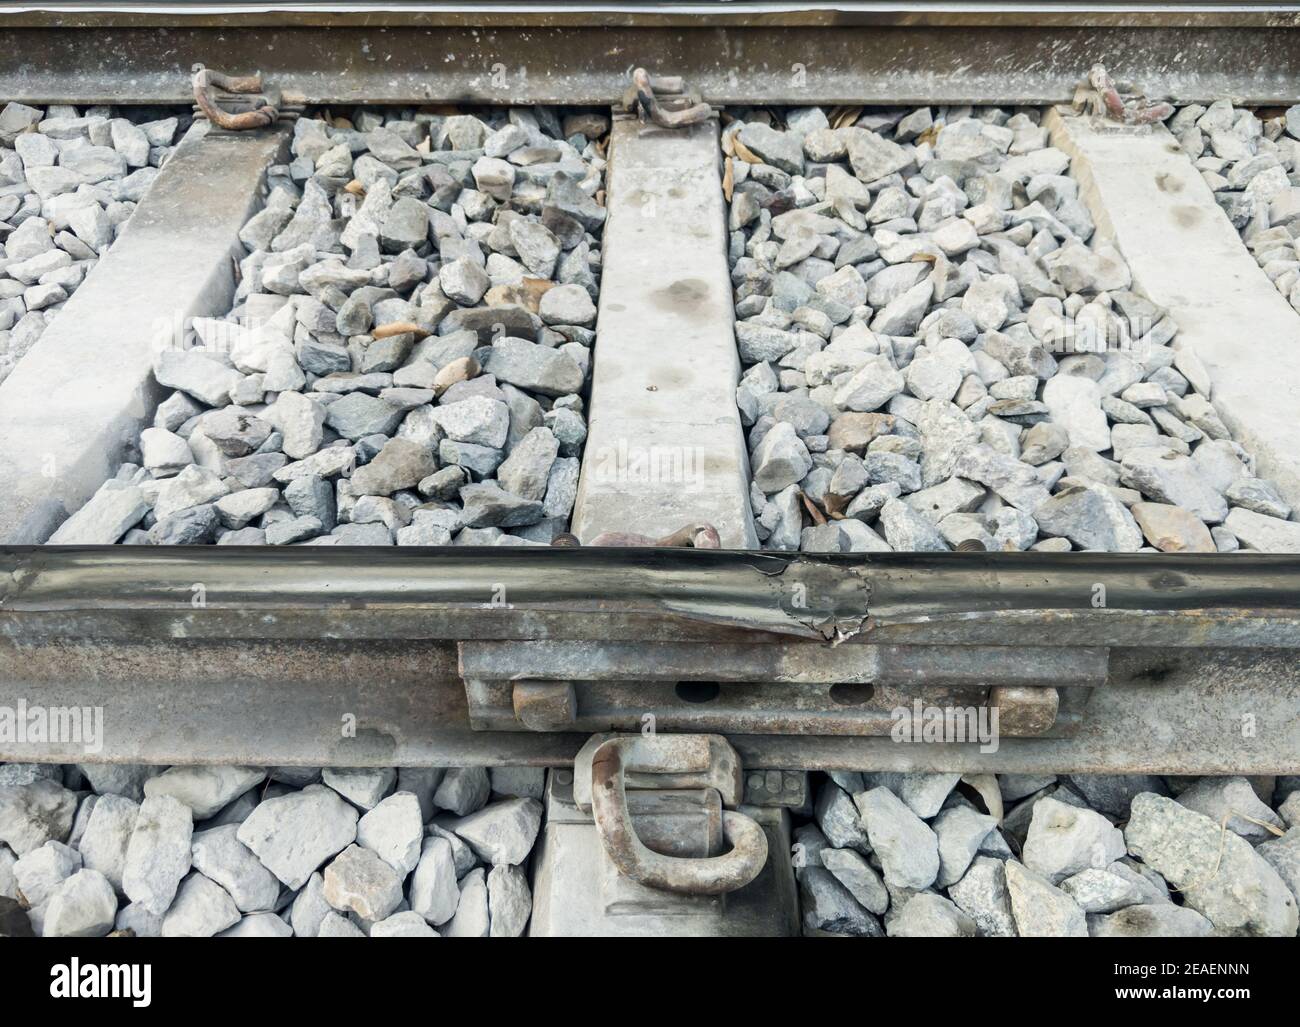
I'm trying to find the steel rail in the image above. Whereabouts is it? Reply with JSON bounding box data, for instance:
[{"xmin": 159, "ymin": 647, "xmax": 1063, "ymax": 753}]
[
  {"xmin": 3, "ymin": 547, "xmax": 1299, "ymax": 647},
  {"xmin": 1, "ymin": 4, "xmax": 1298, "ymax": 104},
  {"xmin": 2, "ymin": 547, "xmax": 1298, "ymax": 773},
  {"xmin": 4, "ymin": 2, "xmax": 1300, "ymax": 26}
]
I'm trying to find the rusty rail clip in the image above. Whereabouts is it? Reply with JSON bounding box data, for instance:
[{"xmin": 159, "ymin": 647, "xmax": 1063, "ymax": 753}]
[
  {"xmin": 625, "ymin": 68, "xmax": 713, "ymax": 129},
  {"xmin": 192, "ymin": 64, "xmax": 280, "ymax": 131},
  {"xmin": 1072, "ymin": 63, "xmax": 1174, "ymax": 126},
  {"xmin": 588, "ymin": 735, "xmax": 768, "ymax": 896}
]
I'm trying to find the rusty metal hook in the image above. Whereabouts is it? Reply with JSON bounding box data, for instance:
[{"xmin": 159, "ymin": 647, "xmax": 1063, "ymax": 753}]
[
  {"xmin": 589, "ymin": 736, "xmax": 768, "ymax": 895},
  {"xmin": 585, "ymin": 522, "xmax": 722, "ymax": 548},
  {"xmin": 630, "ymin": 68, "xmax": 713, "ymax": 130},
  {"xmin": 1075, "ymin": 63, "xmax": 1173, "ymax": 126},
  {"xmin": 192, "ymin": 64, "xmax": 279, "ymax": 131}
]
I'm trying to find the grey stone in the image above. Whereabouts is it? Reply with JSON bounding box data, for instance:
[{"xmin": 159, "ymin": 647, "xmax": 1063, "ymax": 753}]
[
  {"xmin": 1065, "ymin": 774, "xmax": 1168, "ymax": 817},
  {"xmin": 949, "ymin": 855, "xmax": 1017, "ymax": 937},
  {"xmin": 1059, "ymin": 865, "xmax": 1148, "ymax": 913},
  {"xmin": 218, "ymin": 911, "xmax": 294, "ymax": 937},
  {"xmin": 433, "ymin": 766, "xmax": 491, "ymax": 817},
  {"xmin": 370, "ymin": 909, "xmax": 438, "ymax": 937},
  {"xmin": 114, "ymin": 901, "xmax": 162, "ymax": 938},
  {"xmin": 488, "ymin": 863, "xmax": 532, "ymax": 937},
  {"xmin": 153, "ymin": 464, "xmax": 229, "ymax": 520},
  {"xmin": 833, "ymin": 354, "xmax": 905, "ymax": 412},
  {"xmin": 887, "ymin": 893, "xmax": 977, "ymax": 937},
  {"xmin": 1022, "ymin": 796, "xmax": 1126, "ymax": 884},
  {"xmin": 13, "ymin": 840, "xmax": 81, "ymax": 907},
  {"xmin": 266, "ymin": 391, "xmax": 326, "ymax": 460},
  {"xmin": 161, "ymin": 872, "xmax": 241, "ymax": 937},
  {"xmin": 752, "ymin": 421, "xmax": 812, "ymax": 492},
  {"xmin": 445, "ymin": 797, "xmax": 542, "ymax": 867},
  {"xmin": 489, "ymin": 767, "xmax": 545, "ymax": 801},
  {"xmin": 1224, "ymin": 507, "xmax": 1300, "ymax": 553},
  {"xmin": 1125, "ymin": 792, "xmax": 1298, "ymax": 937},
  {"xmin": 78, "ymin": 764, "xmax": 156, "ymax": 803},
  {"xmin": 738, "ymin": 123, "xmax": 805, "ymax": 175},
  {"xmin": 289, "ymin": 872, "xmax": 331, "ymax": 937},
  {"xmin": 539, "ymin": 283, "xmax": 597, "ymax": 326},
  {"xmin": 351, "ymin": 437, "xmax": 438, "ymax": 496},
  {"xmin": 1034, "ymin": 485, "xmax": 1142, "ymax": 552},
  {"xmin": 236, "ymin": 784, "xmax": 359, "ymax": 890},
  {"xmin": 191, "ymin": 824, "xmax": 281, "ymax": 913},
  {"xmin": 444, "ymin": 866, "xmax": 490, "ymax": 937},
  {"xmin": 798, "ymin": 866, "xmax": 883, "ymax": 936},
  {"xmin": 122, "ymin": 795, "xmax": 193, "ymax": 916},
  {"xmin": 1256, "ymin": 828, "xmax": 1300, "ymax": 905},
  {"xmin": 1087, "ymin": 902, "xmax": 1214, "ymax": 937},
  {"xmin": 819, "ymin": 847, "xmax": 889, "ymax": 914},
  {"xmin": 409, "ymin": 835, "xmax": 460, "ymax": 926},
  {"xmin": 325, "ymin": 392, "xmax": 405, "ymax": 440},
  {"xmin": 814, "ymin": 781, "xmax": 870, "ymax": 855},
  {"xmin": 144, "ymin": 766, "xmax": 266, "ymax": 820},
  {"xmin": 846, "ymin": 129, "xmax": 912, "ymax": 182},
  {"xmin": 879, "ymin": 497, "xmax": 950, "ymax": 551},
  {"xmin": 356, "ymin": 791, "xmax": 424, "ymax": 876},
  {"xmin": 321, "ymin": 767, "xmax": 396, "ymax": 811},
  {"xmin": 140, "ymin": 427, "xmax": 195, "ymax": 475},
  {"xmin": 322, "ymin": 843, "xmax": 403, "ymax": 921},
  {"xmin": 78, "ymin": 794, "xmax": 139, "ymax": 893},
  {"xmin": 1120, "ymin": 447, "xmax": 1228, "ymax": 524},
  {"xmin": 153, "ymin": 349, "xmax": 242, "ymax": 407},
  {"xmin": 855, "ymin": 786, "xmax": 940, "ymax": 889},
  {"xmin": 932, "ymin": 806, "xmax": 998, "ymax": 887},
  {"xmin": 48, "ymin": 482, "xmax": 147, "ymax": 543},
  {"xmin": 42, "ymin": 869, "xmax": 118, "ymax": 938},
  {"xmin": 459, "ymin": 481, "xmax": 543, "ymax": 528},
  {"xmin": 1175, "ymin": 776, "xmax": 1286, "ymax": 841},
  {"xmin": 1004, "ymin": 859, "xmax": 1088, "ymax": 936},
  {"xmin": 484, "ymin": 337, "xmax": 585, "ymax": 396},
  {"xmin": 430, "ymin": 394, "xmax": 510, "ymax": 448},
  {"xmin": 897, "ymin": 772, "xmax": 962, "ymax": 819}
]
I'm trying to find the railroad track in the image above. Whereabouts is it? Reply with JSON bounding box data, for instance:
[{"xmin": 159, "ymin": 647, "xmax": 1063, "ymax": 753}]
[{"xmin": 0, "ymin": 2, "xmax": 1298, "ymax": 939}]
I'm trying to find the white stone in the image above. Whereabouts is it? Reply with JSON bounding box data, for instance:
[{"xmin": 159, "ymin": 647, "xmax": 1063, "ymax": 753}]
[
  {"xmin": 144, "ymin": 765, "xmax": 266, "ymax": 819},
  {"xmin": 42, "ymin": 869, "xmax": 118, "ymax": 937},
  {"xmin": 236, "ymin": 784, "xmax": 358, "ymax": 890},
  {"xmin": 445, "ymin": 797, "xmax": 542, "ymax": 867},
  {"xmin": 322, "ymin": 844, "xmax": 403, "ymax": 921},
  {"xmin": 161, "ymin": 872, "xmax": 241, "ymax": 937},
  {"xmin": 191, "ymin": 824, "xmax": 282, "ymax": 913},
  {"xmin": 356, "ymin": 791, "xmax": 424, "ymax": 876},
  {"xmin": 122, "ymin": 794, "xmax": 193, "ymax": 916}
]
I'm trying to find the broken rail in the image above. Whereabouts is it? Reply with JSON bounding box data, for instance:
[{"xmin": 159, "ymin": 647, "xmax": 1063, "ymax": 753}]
[{"xmin": 1, "ymin": 546, "xmax": 1297, "ymax": 775}]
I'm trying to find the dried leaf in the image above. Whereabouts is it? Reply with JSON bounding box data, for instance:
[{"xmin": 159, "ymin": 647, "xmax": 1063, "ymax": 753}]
[
  {"xmin": 372, "ymin": 321, "xmax": 430, "ymax": 341},
  {"xmin": 799, "ymin": 490, "xmax": 827, "ymax": 526},
  {"xmin": 732, "ymin": 136, "xmax": 762, "ymax": 165},
  {"xmin": 830, "ymin": 105, "xmax": 864, "ymax": 130}
]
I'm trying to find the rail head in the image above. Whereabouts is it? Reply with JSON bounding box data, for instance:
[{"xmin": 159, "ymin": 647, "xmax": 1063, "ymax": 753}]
[{"xmin": 2, "ymin": 546, "xmax": 1299, "ymax": 648}]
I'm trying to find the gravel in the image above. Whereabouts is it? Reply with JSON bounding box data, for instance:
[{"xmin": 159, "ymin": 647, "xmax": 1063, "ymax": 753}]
[
  {"xmin": 796, "ymin": 771, "xmax": 1300, "ymax": 937},
  {"xmin": 0, "ymin": 102, "xmax": 184, "ymax": 386},
  {"xmin": 727, "ymin": 104, "xmax": 1299, "ymax": 553},
  {"xmin": 56, "ymin": 104, "xmax": 606, "ymax": 548},
  {"xmin": 1, "ymin": 760, "xmax": 545, "ymax": 936},
  {"xmin": 1171, "ymin": 101, "xmax": 1300, "ymax": 317}
]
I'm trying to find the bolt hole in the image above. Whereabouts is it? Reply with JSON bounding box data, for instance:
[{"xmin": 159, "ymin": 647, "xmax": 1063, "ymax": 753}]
[
  {"xmin": 829, "ymin": 682, "xmax": 876, "ymax": 706},
  {"xmin": 674, "ymin": 680, "xmax": 721, "ymax": 704}
]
